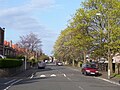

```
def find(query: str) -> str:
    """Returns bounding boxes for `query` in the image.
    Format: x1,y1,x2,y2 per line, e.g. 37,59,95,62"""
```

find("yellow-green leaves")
53,0,120,63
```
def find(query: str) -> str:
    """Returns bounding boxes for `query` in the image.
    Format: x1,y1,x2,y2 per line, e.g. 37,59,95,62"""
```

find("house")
0,27,23,57
0,27,5,55
4,40,16,57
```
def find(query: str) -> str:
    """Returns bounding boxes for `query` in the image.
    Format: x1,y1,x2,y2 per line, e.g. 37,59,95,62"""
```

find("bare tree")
17,32,42,58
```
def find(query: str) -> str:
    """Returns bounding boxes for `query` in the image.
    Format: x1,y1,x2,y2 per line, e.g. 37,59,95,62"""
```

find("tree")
39,53,49,61
53,0,120,74
17,32,42,59
83,0,120,77
68,8,94,63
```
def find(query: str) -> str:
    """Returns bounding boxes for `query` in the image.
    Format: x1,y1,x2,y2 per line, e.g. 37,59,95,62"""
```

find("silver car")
38,61,46,69
56,61,63,66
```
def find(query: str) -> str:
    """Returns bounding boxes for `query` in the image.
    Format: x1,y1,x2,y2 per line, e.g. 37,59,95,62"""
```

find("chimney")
10,40,12,47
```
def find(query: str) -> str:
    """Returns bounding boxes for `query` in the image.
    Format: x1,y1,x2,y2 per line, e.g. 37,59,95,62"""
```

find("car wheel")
81,71,84,74
84,71,87,76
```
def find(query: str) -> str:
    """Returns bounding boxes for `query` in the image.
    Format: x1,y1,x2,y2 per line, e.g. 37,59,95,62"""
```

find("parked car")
0,54,6,59
56,61,63,66
38,61,46,69
81,63,99,76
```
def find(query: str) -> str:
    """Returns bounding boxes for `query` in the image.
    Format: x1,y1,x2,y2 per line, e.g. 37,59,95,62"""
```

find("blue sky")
0,0,84,55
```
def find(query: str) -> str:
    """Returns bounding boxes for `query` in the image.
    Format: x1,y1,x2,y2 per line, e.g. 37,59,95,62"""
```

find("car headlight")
86,70,90,72
96,71,99,73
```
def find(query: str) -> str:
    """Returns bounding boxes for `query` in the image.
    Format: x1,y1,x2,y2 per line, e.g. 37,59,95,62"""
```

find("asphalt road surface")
0,64,120,90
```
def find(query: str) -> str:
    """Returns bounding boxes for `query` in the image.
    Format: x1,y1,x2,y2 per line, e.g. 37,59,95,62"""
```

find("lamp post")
96,12,111,79
24,55,27,70
107,14,111,79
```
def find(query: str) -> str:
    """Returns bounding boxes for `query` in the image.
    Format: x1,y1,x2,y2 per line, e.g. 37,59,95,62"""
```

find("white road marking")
4,79,23,90
4,86,11,90
95,77,120,86
63,74,67,77
50,74,56,77
10,79,23,85
30,73,34,79
4,79,16,84
40,75,46,78
62,73,72,81
78,86,84,90
67,77,71,81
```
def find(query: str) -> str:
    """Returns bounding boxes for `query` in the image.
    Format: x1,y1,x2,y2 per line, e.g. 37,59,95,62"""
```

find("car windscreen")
86,64,96,69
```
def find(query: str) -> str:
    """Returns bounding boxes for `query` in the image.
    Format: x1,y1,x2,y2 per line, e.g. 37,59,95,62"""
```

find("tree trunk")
83,51,87,63
115,63,120,74
109,56,113,75
115,63,118,74
72,59,75,67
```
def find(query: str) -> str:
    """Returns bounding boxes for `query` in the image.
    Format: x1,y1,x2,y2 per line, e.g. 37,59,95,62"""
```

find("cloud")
29,0,55,8
0,0,57,41
0,0,55,32
0,0,57,55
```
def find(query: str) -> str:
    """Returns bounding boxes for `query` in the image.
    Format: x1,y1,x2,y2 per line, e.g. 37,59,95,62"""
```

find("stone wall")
0,66,23,77
0,62,31,77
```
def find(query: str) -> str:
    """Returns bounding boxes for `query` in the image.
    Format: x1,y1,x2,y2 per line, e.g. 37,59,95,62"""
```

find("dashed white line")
63,73,71,81
4,79,16,85
10,79,23,85
4,79,23,90
30,73,34,79
63,74,67,77
4,86,11,90
78,86,84,90
67,77,71,81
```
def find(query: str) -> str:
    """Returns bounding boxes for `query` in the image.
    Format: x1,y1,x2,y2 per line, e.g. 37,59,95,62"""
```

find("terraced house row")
0,27,27,57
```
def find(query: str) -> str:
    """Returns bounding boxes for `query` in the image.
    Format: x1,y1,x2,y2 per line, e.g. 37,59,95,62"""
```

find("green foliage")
16,55,25,59
39,54,49,61
53,0,120,66
0,59,23,68
5,55,25,60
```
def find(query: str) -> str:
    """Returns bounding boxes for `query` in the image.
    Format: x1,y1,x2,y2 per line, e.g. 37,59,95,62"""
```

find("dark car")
81,63,99,76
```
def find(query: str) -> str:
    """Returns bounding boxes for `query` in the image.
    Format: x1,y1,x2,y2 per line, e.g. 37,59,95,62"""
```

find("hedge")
0,59,23,68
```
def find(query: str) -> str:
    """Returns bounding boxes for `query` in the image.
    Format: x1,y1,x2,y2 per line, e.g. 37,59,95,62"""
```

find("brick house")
0,27,5,55
0,27,22,57
4,40,17,57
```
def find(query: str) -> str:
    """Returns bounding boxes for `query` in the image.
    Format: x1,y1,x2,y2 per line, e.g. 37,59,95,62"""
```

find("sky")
0,0,84,55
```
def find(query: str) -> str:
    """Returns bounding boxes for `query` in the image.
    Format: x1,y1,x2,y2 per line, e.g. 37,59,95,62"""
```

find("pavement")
97,71,120,85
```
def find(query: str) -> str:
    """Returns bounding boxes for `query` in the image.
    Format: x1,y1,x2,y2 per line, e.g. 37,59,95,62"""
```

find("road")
0,64,120,90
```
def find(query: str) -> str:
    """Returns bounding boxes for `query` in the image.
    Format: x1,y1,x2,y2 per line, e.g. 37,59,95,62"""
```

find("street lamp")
96,12,111,79
24,55,27,70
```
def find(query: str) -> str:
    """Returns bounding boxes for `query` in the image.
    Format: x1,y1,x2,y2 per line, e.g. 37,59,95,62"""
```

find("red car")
81,63,99,76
